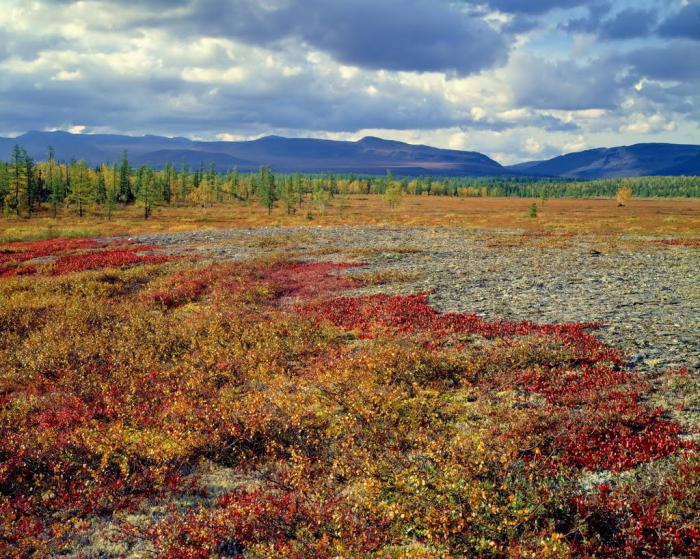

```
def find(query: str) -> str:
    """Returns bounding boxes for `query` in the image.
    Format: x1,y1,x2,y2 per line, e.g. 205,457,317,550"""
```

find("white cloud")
562,135,588,153
181,66,247,84
52,69,81,81
619,113,677,134
523,137,543,154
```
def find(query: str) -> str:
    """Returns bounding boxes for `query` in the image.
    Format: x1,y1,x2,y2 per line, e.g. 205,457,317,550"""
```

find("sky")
0,0,698,164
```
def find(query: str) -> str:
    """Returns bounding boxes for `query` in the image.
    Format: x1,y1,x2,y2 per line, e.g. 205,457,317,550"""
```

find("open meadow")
2,196,700,241
1,195,699,558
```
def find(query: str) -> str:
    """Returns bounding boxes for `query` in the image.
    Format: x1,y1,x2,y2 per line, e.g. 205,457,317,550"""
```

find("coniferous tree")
136,165,158,219
95,165,107,204
230,166,239,201
178,162,189,204
295,174,304,208
162,162,173,204
0,162,9,211
23,152,36,217
118,150,133,203
208,163,221,203
9,145,26,216
281,176,296,214
258,166,278,215
99,163,119,220
46,147,64,217
68,160,94,217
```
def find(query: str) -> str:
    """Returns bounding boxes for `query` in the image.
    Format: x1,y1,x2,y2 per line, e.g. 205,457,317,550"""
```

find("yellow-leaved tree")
616,183,632,207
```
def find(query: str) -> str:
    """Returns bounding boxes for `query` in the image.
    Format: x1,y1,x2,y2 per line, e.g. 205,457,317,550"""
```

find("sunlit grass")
2,195,700,238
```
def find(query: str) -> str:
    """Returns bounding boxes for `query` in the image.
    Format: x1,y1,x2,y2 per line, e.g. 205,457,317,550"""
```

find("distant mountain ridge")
506,143,700,179
0,131,506,176
0,131,698,178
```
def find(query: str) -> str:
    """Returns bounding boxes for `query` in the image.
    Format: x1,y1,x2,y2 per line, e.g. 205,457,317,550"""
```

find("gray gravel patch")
134,226,700,375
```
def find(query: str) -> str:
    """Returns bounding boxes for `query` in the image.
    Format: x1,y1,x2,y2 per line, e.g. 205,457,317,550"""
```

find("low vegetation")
2,146,700,226
0,236,697,558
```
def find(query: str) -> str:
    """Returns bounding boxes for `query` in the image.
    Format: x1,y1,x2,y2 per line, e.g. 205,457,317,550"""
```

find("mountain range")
1,131,699,179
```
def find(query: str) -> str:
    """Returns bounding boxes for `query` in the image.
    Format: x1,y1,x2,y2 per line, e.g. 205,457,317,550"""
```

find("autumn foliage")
0,237,697,558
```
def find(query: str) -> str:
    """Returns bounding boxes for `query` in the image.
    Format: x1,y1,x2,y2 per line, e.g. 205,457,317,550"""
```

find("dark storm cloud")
599,8,658,40
657,1,700,41
561,3,695,42
484,0,592,15
502,16,540,34
559,3,613,35
152,0,511,75
32,0,509,75
293,0,508,75
623,41,700,82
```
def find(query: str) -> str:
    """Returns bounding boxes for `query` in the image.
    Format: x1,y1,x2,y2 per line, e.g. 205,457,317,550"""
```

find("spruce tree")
0,162,9,211
21,152,36,218
10,144,26,216
118,150,133,203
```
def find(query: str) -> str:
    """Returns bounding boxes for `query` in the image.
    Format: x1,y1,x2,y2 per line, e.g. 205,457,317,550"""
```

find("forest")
1,145,700,220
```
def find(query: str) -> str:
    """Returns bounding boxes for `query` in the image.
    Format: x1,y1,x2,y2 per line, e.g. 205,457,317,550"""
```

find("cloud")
622,41,700,82
657,1,700,41
560,3,612,34
509,54,622,111
134,0,512,76
485,0,592,15
599,8,658,40
619,113,676,134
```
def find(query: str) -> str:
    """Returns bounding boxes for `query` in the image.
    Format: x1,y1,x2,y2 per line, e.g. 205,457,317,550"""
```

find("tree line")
1,145,698,219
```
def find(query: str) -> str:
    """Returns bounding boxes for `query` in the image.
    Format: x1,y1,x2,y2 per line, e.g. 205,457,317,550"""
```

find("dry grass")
2,195,700,239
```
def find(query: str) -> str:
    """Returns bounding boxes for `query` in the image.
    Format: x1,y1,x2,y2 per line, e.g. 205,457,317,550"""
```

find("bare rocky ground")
134,226,700,376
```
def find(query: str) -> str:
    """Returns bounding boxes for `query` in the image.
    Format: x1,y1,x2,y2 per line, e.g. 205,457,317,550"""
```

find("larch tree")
68,160,94,217
102,163,119,220
178,162,189,204
616,183,632,207
382,170,402,208
136,165,158,219
281,175,296,215
258,165,278,215
46,147,64,218
9,144,27,216
230,166,239,201
23,151,36,217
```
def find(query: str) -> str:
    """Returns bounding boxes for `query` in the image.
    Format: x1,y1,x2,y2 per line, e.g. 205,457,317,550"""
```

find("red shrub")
141,489,390,559
51,249,174,275
0,238,103,265
0,264,37,278
571,469,700,558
